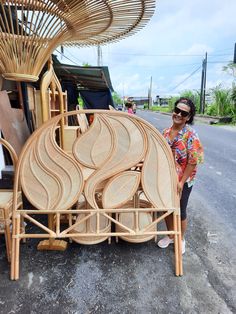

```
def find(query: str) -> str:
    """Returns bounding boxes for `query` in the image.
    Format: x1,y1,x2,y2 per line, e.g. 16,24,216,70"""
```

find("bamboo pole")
173,213,180,277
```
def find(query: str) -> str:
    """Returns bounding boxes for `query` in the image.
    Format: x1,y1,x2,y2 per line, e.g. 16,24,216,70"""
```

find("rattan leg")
173,213,180,276
14,215,21,280
20,215,26,243
115,213,119,243
4,220,11,262
10,215,19,280
10,217,15,280
69,213,73,243
177,215,183,276
154,212,157,243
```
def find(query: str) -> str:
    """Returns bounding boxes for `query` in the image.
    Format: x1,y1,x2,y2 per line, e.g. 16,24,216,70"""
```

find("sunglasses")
174,107,190,117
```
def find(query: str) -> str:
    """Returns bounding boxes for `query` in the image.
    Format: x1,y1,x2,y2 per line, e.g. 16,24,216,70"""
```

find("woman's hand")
177,181,184,197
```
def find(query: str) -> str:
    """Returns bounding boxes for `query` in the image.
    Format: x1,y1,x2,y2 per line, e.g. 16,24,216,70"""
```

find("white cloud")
181,44,213,56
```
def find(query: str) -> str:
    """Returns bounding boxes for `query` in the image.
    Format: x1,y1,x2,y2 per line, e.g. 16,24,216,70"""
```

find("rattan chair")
0,138,22,262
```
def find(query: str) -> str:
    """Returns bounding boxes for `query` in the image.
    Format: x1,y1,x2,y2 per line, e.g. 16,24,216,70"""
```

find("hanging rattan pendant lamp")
64,0,156,46
0,1,155,82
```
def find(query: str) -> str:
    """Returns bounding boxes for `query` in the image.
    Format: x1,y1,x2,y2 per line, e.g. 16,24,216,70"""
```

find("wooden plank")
27,85,35,111
0,133,5,179
63,126,80,154
0,91,30,155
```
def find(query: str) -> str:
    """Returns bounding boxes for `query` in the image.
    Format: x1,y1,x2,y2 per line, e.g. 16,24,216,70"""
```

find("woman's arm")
177,163,196,195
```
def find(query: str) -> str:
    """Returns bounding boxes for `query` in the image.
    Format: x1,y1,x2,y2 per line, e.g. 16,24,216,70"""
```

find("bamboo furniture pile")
10,110,182,280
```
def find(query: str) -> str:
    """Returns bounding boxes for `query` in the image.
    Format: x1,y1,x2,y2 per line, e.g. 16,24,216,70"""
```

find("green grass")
151,106,170,113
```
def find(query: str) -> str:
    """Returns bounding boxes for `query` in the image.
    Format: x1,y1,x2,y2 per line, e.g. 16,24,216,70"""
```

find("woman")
125,102,134,114
157,97,204,254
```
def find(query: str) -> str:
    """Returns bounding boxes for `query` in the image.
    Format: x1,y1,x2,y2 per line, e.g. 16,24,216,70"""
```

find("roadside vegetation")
155,62,236,124
151,85,236,125
112,62,236,125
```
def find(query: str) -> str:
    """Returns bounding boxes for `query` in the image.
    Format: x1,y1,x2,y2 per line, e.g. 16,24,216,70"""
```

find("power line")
208,61,231,63
107,61,231,69
108,62,201,69
54,48,231,68
55,49,81,66
170,66,201,91
103,52,231,57
63,49,84,64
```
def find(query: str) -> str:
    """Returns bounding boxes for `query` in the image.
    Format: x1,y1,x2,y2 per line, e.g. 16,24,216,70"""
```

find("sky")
54,0,236,101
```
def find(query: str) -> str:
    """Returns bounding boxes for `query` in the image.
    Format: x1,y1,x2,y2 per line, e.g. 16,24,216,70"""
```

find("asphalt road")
138,111,236,313
0,111,235,314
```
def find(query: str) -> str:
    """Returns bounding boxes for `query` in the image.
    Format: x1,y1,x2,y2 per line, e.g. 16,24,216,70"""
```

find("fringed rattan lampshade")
64,0,156,46
0,1,155,82
0,1,83,82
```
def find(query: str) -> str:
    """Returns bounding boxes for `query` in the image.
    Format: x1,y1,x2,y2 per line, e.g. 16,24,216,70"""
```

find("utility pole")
234,43,236,64
148,76,152,110
200,52,207,114
97,45,102,66
60,45,64,60
202,52,207,114
122,82,125,109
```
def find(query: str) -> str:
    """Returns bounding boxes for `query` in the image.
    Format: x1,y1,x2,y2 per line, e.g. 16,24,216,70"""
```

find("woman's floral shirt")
163,124,204,187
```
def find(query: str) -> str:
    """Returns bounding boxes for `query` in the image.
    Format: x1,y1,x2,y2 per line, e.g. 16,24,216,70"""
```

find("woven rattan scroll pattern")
78,114,147,209
73,114,114,170
19,117,84,211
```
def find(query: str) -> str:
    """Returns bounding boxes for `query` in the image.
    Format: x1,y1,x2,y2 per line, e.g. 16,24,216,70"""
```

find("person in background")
132,102,137,114
125,102,134,114
157,97,204,254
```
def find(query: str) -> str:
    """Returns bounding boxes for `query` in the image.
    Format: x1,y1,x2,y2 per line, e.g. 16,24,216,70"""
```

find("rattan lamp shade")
65,0,156,46
0,1,155,82
0,1,83,82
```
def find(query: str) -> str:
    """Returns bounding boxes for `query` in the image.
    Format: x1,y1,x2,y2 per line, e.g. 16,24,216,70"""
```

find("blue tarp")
79,89,114,110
